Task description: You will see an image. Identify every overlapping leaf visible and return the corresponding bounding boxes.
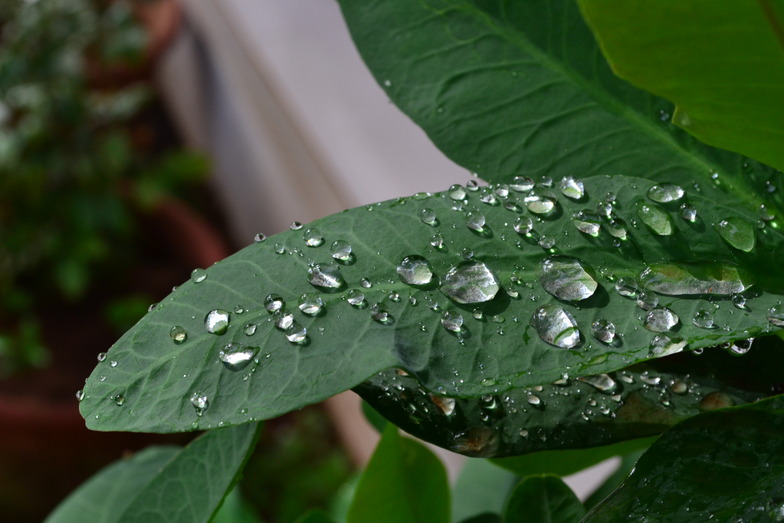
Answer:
[80,173,784,433]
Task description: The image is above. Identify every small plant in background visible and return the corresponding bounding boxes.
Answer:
[51,1,784,522]
[0,0,205,374]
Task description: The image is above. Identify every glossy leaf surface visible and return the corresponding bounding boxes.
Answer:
[504,475,585,523]
[81,174,784,433]
[584,396,784,521]
[579,0,784,173]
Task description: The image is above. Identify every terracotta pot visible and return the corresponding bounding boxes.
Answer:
[0,197,229,522]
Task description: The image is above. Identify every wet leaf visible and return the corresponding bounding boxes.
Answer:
[584,395,784,521]
[579,0,784,173]
[504,475,585,523]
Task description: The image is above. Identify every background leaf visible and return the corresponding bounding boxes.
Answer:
[504,475,585,523]
[46,423,259,523]
[80,174,784,434]
[578,0,784,173]
[347,425,450,523]
[584,396,784,521]
[451,458,518,522]
[582,449,644,510]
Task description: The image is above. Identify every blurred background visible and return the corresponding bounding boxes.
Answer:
[0,0,610,520]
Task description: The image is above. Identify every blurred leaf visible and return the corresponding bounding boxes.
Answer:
[452,459,518,523]
[210,487,262,523]
[583,449,645,510]
[503,475,585,523]
[294,510,336,523]
[361,400,389,433]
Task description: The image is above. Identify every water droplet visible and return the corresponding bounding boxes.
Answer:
[538,235,556,249]
[190,392,209,416]
[597,200,614,219]
[347,289,367,309]
[524,188,557,215]
[637,202,674,235]
[298,293,324,315]
[466,179,480,191]
[441,261,501,304]
[264,294,285,313]
[571,210,601,237]
[615,278,640,298]
[273,311,295,330]
[540,176,553,187]
[397,255,434,286]
[649,332,687,357]
[113,394,125,407]
[302,228,324,247]
[430,233,446,250]
[330,240,353,261]
[110,360,118,368]
[758,204,775,222]
[75,389,84,402]
[732,294,747,309]
[605,219,628,240]
[466,211,486,232]
[591,319,616,344]
[285,322,308,343]
[692,310,715,329]
[360,278,372,288]
[531,304,580,348]
[370,304,394,325]
[244,323,258,336]
[647,183,684,203]
[448,184,467,200]
[513,216,534,235]
[577,374,617,393]
[290,221,303,230]
[644,307,679,332]
[767,304,784,326]
[478,187,498,205]
[419,208,438,226]
[190,268,207,283]
[639,262,751,296]
[308,263,345,289]
[169,325,187,344]
[559,176,584,200]
[205,309,230,335]
[716,217,755,252]
[636,291,659,310]
[388,292,401,302]
[431,395,456,416]
[441,311,464,333]
[727,338,754,355]
[527,394,544,407]
[510,176,535,192]
[274,243,285,255]
[679,203,697,222]
[538,256,598,301]
[254,233,267,243]
[219,342,258,371]
[494,183,510,198]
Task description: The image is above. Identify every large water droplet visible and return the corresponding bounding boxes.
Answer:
[524,188,557,215]
[420,208,438,226]
[531,304,580,348]
[591,319,616,343]
[298,293,324,315]
[649,332,687,357]
[692,310,715,329]
[303,228,324,247]
[219,342,258,371]
[441,261,501,304]
[559,176,585,200]
[397,255,434,286]
[513,216,534,235]
[330,240,352,261]
[637,202,674,235]
[264,294,285,313]
[571,210,601,237]
[466,211,486,232]
[644,307,679,332]
[538,256,598,301]
[767,304,784,327]
[510,176,535,192]
[170,325,187,344]
[190,392,209,416]
[715,217,755,252]
[191,268,207,283]
[205,309,230,335]
[647,183,684,203]
[639,262,751,296]
[308,263,345,289]
[448,184,467,201]
[441,311,464,333]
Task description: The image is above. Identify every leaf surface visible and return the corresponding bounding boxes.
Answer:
[579,0,784,173]
[504,475,585,523]
[583,396,784,521]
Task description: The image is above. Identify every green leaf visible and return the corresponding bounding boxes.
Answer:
[583,449,644,510]
[583,395,784,521]
[362,400,389,433]
[578,0,784,173]
[347,425,450,523]
[211,488,263,523]
[452,458,518,523]
[46,423,260,523]
[80,174,784,434]
[503,475,585,523]
[337,0,783,216]
[294,510,336,523]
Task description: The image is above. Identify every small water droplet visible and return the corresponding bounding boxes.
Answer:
[767,304,784,326]
[577,374,617,393]
[290,221,303,231]
[637,202,674,235]
[531,304,580,348]
[466,211,486,232]
[732,294,747,309]
[615,278,640,298]
[441,261,501,304]
[75,389,84,402]
[298,293,324,315]
[244,323,258,336]
[716,217,755,252]
[303,228,324,247]
[110,360,118,368]
[478,187,498,205]
[538,235,556,249]
[113,394,125,407]
[205,309,231,334]
[448,184,467,201]
[524,188,558,215]
[692,310,715,329]
[308,263,345,289]
[527,394,544,407]
[190,392,209,416]
[370,304,395,325]
[644,307,679,332]
[466,179,480,191]
[649,332,687,357]
[571,210,601,236]
[510,176,535,192]
[559,176,585,200]
[360,278,372,289]
[430,233,446,250]
[264,294,285,313]
[274,243,285,255]
[647,183,684,203]
[513,216,534,235]
[591,319,616,344]
[679,203,697,222]
[397,255,434,286]
[330,240,353,261]
[285,322,308,343]
[420,208,438,226]
[758,204,775,222]
[441,311,464,333]
[431,395,456,416]
[347,289,367,309]
[254,233,267,243]
[636,291,659,310]
[190,268,207,283]
[170,325,187,344]
[219,342,259,371]
[538,255,598,301]
[273,311,295,330]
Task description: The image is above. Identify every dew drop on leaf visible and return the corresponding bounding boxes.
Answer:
[644,307,679,332]
[715,217,756,252]
[347,289,367,309]
[430,233,446,250]
[273,311,295,330]
[219,342,258,371]
[524,188,557,215]
[513,216,534,235]
[448,184,467,201]
[647,183,684,203]
[679,203,697,222]
[285,322,308,343]
[307,263,345,289]
[636,291,659,310]
[440,311,464,333]
[466,211,486,232]
[559,176,585,200]
[289,221,303,231]
[531,304,580,349]
[190,392,209,416]
[577,374,617,393]
[253,233,267,243]
[571,210,601,236]
[244,323,257,336]
[726,338,754,356]
[637,201,674,235]
[638,262,751,296]
[419,208,438,226]
[692,310,716,329]
[113,394,125,407]
[190,268,207,283]
[538,255,598,301]
[397,255,434,286]
[330,240,352,261]
[169,325,187,344]
[75,389,84,402]
[441,261,501,304]
[264,294,285,313]
[767,304,784,326]
[649,332,687,357]
[510,176,535,192]
[614,278,640,298]
[298,293,324,315]
[205,309,230,335]
[370,304,394,325]
[431,395,456,416]
[591,319,616,344]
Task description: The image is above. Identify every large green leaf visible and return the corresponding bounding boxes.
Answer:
[451,458,519,523]
[578,0,784,173]
[583,396,784,521]
[337,0,784,216]
[504,475,585,523]
[46,424,260,523]
[347,425,450,523]
[80,174,784,433]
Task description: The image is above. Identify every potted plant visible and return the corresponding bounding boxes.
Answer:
[51,1,784,521]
